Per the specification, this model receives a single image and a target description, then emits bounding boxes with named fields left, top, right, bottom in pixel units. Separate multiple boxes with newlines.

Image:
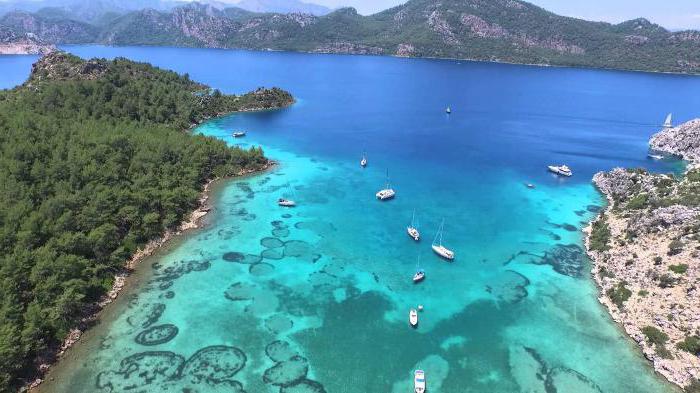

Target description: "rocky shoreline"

left=585, top=121, right=700, bottom=390
left=26, top=160, right=276, bottom=391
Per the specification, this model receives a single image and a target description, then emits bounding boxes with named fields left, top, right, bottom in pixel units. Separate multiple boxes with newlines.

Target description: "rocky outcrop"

left=0, top=28, right=54, bottom=54
left=587, top=119, right=700, bottom=390
left=26, top=51, right=108, bottom=85
left=650, top=119, right=700, bottom=162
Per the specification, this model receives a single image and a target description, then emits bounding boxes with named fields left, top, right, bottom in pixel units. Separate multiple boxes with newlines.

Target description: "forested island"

left=1, top=0, right=700, bottom=74
left=0, top=51, right=293, bottom=392
left=586, top=121, right=700, bottom=391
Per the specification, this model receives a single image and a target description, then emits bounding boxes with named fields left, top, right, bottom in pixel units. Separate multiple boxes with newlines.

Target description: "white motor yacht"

left=548, top=165, right=572, bottom=177
left=409, top=309, right=418, bottom=327
left=414, top=370, right=426, bottom=393
left=232, top=131, right=246, bottom=137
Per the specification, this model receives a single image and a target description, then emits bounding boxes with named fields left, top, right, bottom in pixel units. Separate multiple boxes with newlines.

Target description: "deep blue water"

left=4, top=46, right=699, bottom=392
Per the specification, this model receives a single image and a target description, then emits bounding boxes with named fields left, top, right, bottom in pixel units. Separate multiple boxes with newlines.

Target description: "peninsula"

left=0, top=51, right=292, bottom=392
left=586, top=120, right=700, bottom=391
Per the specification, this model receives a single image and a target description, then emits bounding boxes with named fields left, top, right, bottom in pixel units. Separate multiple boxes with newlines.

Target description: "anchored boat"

left=407, top=209, right=420, bottom=241
left=278, top=183, right=297, bottom=207
left=432, top=219, right=455, bottom=260
left=232, top=131, right=246, bottom=137
left=548, top=165, right=572, bottom=177
left=413, top=255, right=425, bottom=283
left=376, top=169, right=395, bottom=200
left=360, top=152, right=367, bottom=167
left=409, top=309, right=418, bottom=327
left=414, top=369, right=426, bottom=393
left=445, top=106, right=451, bottom=114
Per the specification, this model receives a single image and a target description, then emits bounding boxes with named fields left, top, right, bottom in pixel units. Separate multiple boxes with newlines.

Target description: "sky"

left=297, top=0, right=700, bottom=30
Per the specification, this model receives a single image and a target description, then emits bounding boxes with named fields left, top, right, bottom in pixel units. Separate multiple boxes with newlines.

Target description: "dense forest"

left=2, top=0, right=700, bottom=73
left=0, top=51, right=292, bottom=391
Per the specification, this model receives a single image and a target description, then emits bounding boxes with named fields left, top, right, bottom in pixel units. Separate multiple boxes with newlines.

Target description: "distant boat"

left=233, top=131, right=246, bottom=137
left=407, top=209, right=420, bottom=241
left=445, top=106, right=451, bottom=114
left=432, top=219, right=455, bottom=260
left=409, top=309, right=418, bottom=327
left=548, top=165, right=572, bottom=177
left=278, top=183, right=297, bottom=207
left=648, top=153, right=664, bottom=160
left=360, top=152, right=367, bottom=167
left=413, top=256, right=425, bottom=283
left=526, top=183, right=535, bottom=189
left=414, top=369, right=426, bottom=393
left=663, top=113, right=673, bottom=128
left=376, top=169, right=396, bottom=200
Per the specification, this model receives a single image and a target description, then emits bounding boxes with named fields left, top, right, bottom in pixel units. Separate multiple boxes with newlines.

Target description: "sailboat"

left=445, top=106, right=452, bottom=114
left=376, top=169, right=396, bottom=200
left=278, top=183, right=297, bottom=207
left=413, top=256, right=425, bottom=283
left=663, top=113, right=673, bottom=128
left=432, top=219, right=455, bottom=260
left=407, top=209, right=420, bottom=241
left=360, top=152, right=367, bottom=168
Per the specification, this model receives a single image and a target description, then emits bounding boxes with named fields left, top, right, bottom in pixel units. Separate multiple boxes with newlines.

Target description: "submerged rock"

left=126, top=303, right=166, bottom=329
left=263, top=355, right=308, bottom=386
left=261, top=248, right=284, bottom=260
left=536, top=244, right=585, bottom=278
left=249, top=262, right=275, bottom=276
left=265, top=340, right=299, bottom=362
left=182, top=345, right=247, bottom=384
left=261, top=237, right=285, bottom=248
left=265, top=315, right=294, bottom=334
left=96, top=351, right=185, bottom=391
left=135, top=324, right=179, bottom=346
left=224, top=282, right=257, bottom=302
left=223, top=252, right=262, bottom=264
left=280, top=379, right=327, bottom=393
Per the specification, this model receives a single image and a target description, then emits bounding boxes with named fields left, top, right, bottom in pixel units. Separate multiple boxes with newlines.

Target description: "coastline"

left=61, top=43, right=700, bottom=77
left=584, top=121, right=700, bottom=390
left=26, top=156, right=277, bottom=391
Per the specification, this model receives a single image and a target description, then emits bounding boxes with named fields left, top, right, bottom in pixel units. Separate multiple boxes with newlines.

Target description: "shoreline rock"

left=585, top=120, right=700, bottom=390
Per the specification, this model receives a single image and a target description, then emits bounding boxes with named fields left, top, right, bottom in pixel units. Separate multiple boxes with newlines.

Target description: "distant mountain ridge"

left=2, top=0, right=700, bottom=74
left=233, top=0, right=331, bottom=16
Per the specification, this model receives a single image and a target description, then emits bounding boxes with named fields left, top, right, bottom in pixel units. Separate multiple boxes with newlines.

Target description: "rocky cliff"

left=0, top=27, right=54, bottom=54
left=587, top=120, right=700, bottom=390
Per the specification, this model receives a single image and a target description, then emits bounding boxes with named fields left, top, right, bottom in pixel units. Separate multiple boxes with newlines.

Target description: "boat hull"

left=432, top=245, right=454, bottom=260
left=547, top=166, right=572, bottom=177
left=407, top=227, right=420, bottom=241
left=376, top=189, right=395, bottom=200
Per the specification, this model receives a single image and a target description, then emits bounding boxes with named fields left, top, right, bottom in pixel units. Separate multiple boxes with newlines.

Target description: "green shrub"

left=589, top=218, right=611, bottom=252
left=638, top=290, right=649, bottom=297
left=668, top=239, right=684, bottom=256
left=653, top=256, right=663, bottom=265
left=677, top=336, right=700, bottom=355
left=625, top=193, right=649, bottom=210
left=658, top=274, right=677, bottom=288
left=686, top=379, right=700, bottom=393
left=669, top=264, right=689, bottom=274
left=642, top=326, right=669, bottom=346
left=606, top=282, right=632, bottom=308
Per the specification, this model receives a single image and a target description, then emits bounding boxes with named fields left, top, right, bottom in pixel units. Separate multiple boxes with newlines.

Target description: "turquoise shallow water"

left=14, top=45, right=700, bottom=392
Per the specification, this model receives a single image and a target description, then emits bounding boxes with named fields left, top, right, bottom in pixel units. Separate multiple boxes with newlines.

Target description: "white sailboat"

left=663, top=113, right=673, bottom=128
left=278, top=183, right=297, bottom=207
left=414, top=370, right=426, bottom=393
left=407, top=209, right=420, bottom=241
left=376, top=169, right=395, bottom=200
left=432, top=219, right=455, bottom=260
left=409, top=309, right=418, bottom=327
left=360, top=152, right=367, bottom=168
left=413, top=256, right=425, bottom=283
left=445, top=106, right=451, bottom=114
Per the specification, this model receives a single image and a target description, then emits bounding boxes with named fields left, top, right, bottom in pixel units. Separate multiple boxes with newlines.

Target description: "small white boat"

left=409, top=309, right=418, bottom=327
left=360, top=152, right=367, bottom=167
left=432, top=219, right=455, bottom=260
left=413, top=270, right=425, bottom=283
left=548, top=165, right=572, bottom=177
left=446, top=106, right=451, bottom=114
left=278, top=198, right=296, bottom=207
left=526, top=183, right=535, bottom=189
left=414, top=369, right=426, bottom=393
left=407, top=209, right=420, bottom=241
left=663, top=113, right=673, bottom=128
left=232, top=131, right=246, bottom=137
left=376, top=169, right=395, bottom=200
left=648, top=153, right=664, bottom=160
